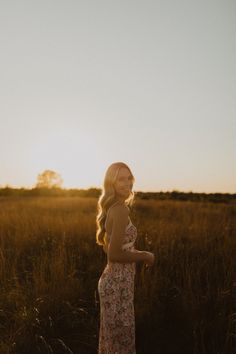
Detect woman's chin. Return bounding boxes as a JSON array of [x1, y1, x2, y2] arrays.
[[123, 191, 132, 198], [116, 191, 130, 199]]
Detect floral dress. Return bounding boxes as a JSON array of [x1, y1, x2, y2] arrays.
[[98, 218, 137, 354]]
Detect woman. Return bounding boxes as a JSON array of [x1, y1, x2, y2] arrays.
[[96, 162, 155, 354]]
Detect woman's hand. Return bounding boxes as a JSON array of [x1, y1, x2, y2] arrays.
[[142, 251, 155, 266]]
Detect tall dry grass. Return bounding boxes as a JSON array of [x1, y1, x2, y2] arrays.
[[0, 196, 235, 354]]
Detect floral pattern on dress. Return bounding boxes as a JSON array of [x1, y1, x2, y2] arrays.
[[98, 222, 137, 354]]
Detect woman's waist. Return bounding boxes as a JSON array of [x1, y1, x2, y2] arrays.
[[103, 261, 135, 273]]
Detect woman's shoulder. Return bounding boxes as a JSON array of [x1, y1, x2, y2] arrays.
[[109, 202, 129, 217]]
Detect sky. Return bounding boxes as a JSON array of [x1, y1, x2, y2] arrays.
[[0, 0, 235, 193]]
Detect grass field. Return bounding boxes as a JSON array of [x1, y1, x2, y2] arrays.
[[0, 196, 235, 354]]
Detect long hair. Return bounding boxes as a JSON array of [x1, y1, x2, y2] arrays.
[[96, 162, 136, 247]]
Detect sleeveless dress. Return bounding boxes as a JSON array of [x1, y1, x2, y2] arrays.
[[98, 208, 137, 354]]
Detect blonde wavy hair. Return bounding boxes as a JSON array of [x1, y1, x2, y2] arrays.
[[96, 162, 136, 247]]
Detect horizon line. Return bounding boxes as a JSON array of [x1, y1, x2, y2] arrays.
[[0, 185, 235, 195]]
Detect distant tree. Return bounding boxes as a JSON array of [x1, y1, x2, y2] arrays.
[[36, 170, 63, 189]]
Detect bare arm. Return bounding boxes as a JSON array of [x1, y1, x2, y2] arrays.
[[107, 204, 146, 264]]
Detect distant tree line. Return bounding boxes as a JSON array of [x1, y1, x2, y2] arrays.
[[0, 169, 235, 203], [0, 187, 235, 203], [136, 191, 236, 203]]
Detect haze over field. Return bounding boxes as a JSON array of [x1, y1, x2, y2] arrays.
[[0, 0, 235, 193]]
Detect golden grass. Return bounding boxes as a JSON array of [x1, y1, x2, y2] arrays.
[[0, 196, 235, 354]]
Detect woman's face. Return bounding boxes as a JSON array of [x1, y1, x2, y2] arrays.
[[114, 167, 133, 199]]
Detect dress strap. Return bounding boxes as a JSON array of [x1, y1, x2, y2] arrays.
[[126, 219, 132, 229]]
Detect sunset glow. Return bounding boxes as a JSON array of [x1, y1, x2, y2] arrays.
[[0, 1, 235, 193]]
